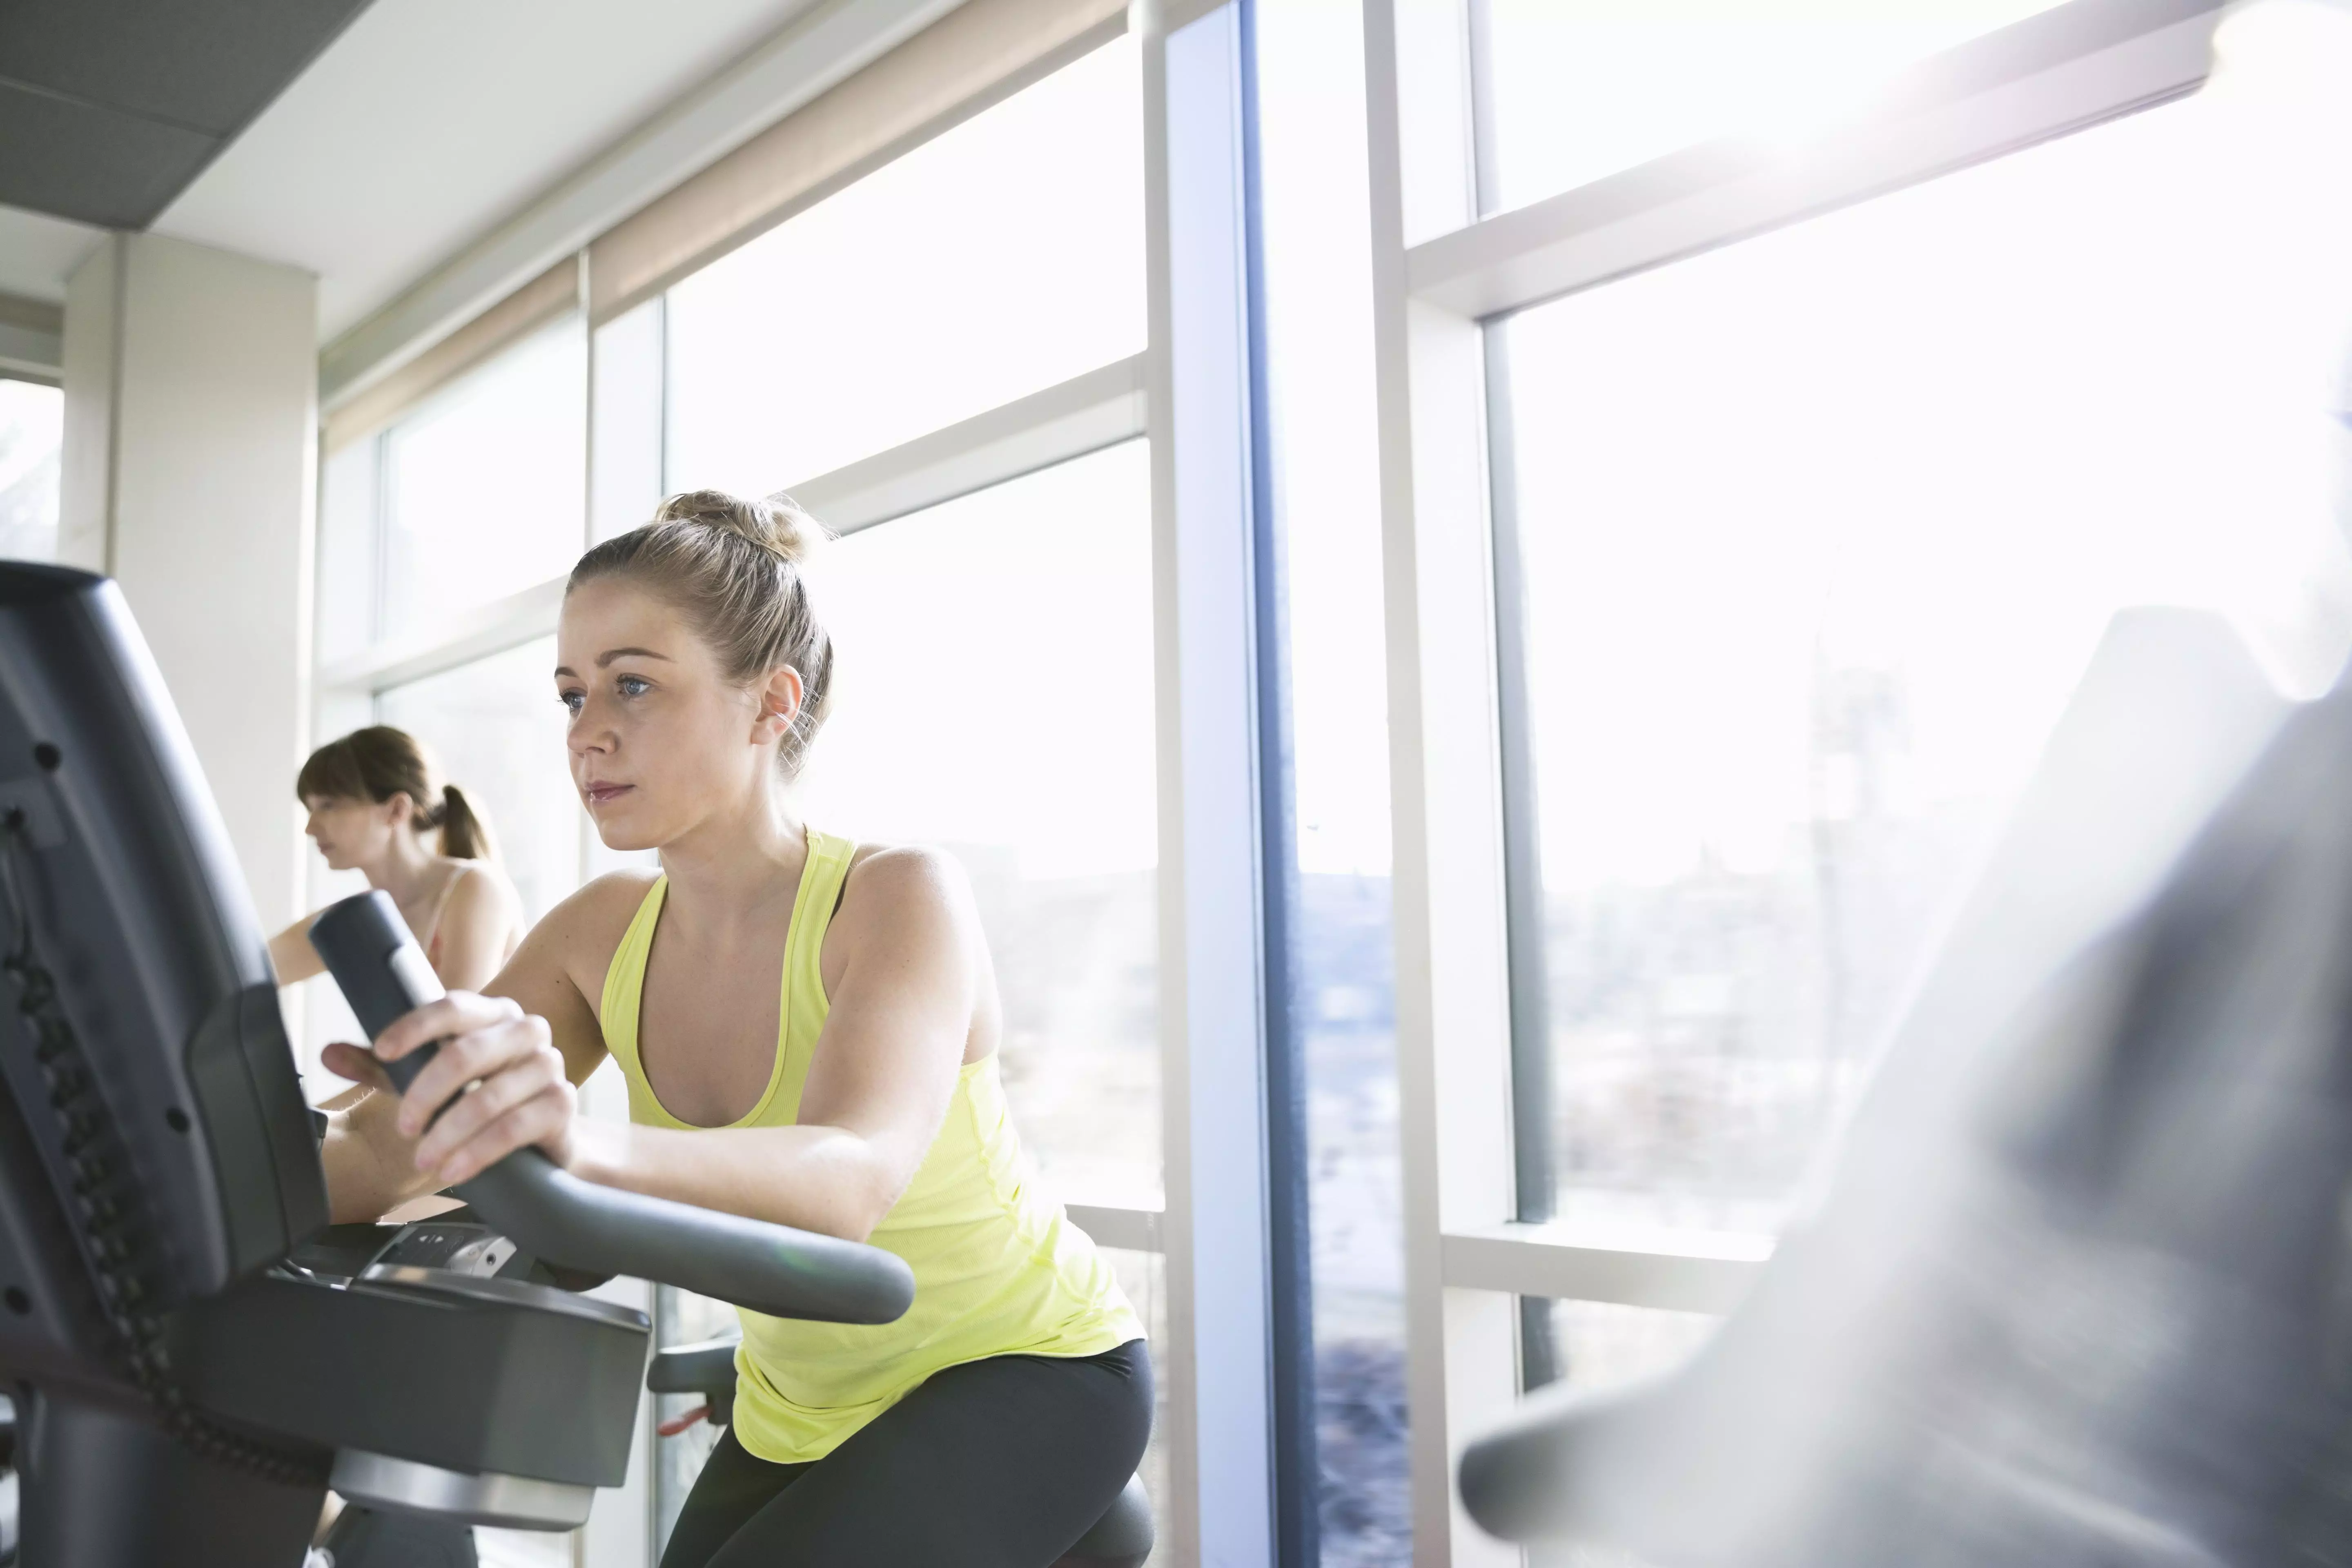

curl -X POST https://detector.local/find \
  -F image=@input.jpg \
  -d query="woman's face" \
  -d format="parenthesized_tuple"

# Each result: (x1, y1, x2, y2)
(303, 793, 404, 872)
(556, 578, 804, 853)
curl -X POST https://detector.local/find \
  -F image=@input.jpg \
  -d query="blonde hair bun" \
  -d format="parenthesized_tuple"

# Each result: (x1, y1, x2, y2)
(653, 489, 829, 566)
(572, 488, 839, 775)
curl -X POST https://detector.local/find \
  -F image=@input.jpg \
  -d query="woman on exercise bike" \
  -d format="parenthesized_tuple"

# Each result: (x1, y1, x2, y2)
(317, 491, 1149, 1568)
(272, 726, 524, 993)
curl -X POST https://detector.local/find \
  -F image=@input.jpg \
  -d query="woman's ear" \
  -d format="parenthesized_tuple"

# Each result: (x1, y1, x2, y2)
(751, 666, 807, 749)
(381, 791, 414, 830)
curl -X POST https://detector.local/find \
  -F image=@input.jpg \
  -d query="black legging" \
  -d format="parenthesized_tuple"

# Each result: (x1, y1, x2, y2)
(661, 1339, 1152, 1568)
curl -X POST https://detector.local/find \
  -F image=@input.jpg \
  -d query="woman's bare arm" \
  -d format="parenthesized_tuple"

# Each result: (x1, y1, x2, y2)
(385, 849, 978, 1243)
(268, 915, 323, 985)
(430, 865, 518, 993)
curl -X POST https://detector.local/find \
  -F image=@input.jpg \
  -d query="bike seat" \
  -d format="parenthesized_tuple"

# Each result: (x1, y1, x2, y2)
(1055, 1473, 1152, 1567)
(647, 1337, 742, 1428)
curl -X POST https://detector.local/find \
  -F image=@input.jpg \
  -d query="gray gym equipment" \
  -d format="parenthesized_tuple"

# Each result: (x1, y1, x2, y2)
(1457, 605, 2352, 1563)
(0, 563, 912, 1568)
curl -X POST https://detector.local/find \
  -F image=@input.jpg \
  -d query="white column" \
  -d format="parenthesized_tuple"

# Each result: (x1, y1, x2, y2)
(59, 233, 319, 931)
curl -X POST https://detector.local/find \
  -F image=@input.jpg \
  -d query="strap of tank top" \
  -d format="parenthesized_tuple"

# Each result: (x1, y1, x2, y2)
(598, 875, 669, 1072)
(774, 831, 857, 1121)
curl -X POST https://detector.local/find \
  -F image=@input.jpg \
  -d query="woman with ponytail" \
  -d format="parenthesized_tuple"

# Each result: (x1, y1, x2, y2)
(270, 725, 525, 992)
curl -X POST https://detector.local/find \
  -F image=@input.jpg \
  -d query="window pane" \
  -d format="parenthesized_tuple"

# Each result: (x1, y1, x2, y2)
(664, 38, 1145, 497)
(317, 441, 379, 667)
(381, 322, 586, 639)
(1526, 1297, 1718, 1395)
(796, 443, 1159, 1206)
(376, 638, 582, 925)
(1481, 0, 2062, 216)
(0, 378, 63, 564)
(1501, 100, 2352, 1236)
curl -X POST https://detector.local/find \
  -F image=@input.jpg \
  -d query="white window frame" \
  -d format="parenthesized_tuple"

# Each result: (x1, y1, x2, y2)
(1359, 0, 2228, 1561)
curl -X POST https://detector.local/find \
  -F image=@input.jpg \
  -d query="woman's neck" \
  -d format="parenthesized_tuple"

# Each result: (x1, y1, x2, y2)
(659, 784, 808, 929)
(363, 829, 442, 905)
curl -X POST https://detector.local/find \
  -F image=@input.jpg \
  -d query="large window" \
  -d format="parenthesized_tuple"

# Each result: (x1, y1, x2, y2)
(1361, 0, 2352, 1556)
(664, 36, 1145, 498)
(381, 321, 588, 638)
(797, 442, 1161, 1204)
(1476, 0, 2066, 215)
(0, 377, 62, 564)
(1498, 96, 2352, 1239)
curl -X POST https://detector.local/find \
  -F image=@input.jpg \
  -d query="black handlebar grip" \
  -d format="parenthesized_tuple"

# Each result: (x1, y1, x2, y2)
(308, 890, 446, 1096)
(307, 890, 916, 1324)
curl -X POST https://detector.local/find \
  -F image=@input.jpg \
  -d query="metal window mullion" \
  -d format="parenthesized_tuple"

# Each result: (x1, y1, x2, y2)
(1364, 0, 1523, 1562)
(1481, 320, 1557, 1399)
(1236, 1, 1321, 1562)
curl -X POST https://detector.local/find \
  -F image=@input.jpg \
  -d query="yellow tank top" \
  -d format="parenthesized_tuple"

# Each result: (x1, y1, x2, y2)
(598, 827, 1143, 1464)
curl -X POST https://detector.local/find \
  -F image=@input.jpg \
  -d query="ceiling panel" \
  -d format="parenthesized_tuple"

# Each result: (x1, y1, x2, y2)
(0, 0, 373, 136)
(0, 83, 219, 230)
(0, 0, 373, 232)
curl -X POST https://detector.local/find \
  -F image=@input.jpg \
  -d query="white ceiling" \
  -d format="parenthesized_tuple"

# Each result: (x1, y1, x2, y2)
(0, 203, 104, 304)
(148, 0, 827, 339)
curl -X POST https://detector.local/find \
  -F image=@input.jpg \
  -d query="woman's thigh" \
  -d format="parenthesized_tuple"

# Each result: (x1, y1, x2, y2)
(678, 1340, 1152, 1568)
(660, 1428, 811, 1568)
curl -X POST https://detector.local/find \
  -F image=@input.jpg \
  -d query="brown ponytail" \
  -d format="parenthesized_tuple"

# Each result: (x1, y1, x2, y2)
(295, 726, 499, 862)
(432, 784, 494, 862)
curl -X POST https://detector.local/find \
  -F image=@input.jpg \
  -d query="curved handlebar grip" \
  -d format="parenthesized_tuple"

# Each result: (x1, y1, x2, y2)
(307, 890, 915, 1324)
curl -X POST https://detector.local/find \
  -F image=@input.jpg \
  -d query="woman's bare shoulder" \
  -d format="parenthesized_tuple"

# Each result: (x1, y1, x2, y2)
(442, 857, 518, 912)
(525, 870, 662, 953)
(836, 841, 973, 924)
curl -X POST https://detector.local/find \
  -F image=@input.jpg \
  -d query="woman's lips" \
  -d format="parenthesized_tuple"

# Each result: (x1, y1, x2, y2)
(584, 782, 635, 806)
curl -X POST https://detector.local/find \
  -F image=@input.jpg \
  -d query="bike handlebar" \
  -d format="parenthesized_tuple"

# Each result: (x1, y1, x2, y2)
(308, 890, 915, 1325)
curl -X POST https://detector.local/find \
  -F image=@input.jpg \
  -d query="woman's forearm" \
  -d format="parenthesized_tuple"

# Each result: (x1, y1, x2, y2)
(269, 917, 324, 985)
(568, 1120, 904, 1243)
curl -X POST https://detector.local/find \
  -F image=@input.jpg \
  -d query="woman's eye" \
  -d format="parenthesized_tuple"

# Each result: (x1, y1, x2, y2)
(617, 675, 651, 699)
(558, 690, 584, 715)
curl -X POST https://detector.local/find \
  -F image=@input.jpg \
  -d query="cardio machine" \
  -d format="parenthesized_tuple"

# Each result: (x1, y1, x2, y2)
(0, 563, 1148, 1567)
(1454, 610, 2352, 1562)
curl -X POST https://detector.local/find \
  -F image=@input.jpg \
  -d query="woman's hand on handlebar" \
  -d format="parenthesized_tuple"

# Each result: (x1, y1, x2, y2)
(320, 991, 579, 1187)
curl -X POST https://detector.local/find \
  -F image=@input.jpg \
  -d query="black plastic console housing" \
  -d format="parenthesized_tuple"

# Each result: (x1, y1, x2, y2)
(168, 1269, 650, 1487)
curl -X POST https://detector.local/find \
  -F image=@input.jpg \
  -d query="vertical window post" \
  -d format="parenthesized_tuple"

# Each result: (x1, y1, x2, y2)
(1362, 0, 1524, 1562)
(1145, 0, 1315, 1559)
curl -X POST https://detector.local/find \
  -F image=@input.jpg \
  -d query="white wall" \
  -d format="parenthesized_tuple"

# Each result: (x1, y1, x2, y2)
(59, 233, 318, 929)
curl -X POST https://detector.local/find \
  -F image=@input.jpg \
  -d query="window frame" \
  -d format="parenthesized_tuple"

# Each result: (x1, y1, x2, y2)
(1359, 0, 2229, 1559)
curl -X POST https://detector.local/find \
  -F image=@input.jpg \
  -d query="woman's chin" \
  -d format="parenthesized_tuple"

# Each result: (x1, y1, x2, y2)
(590, 814, 663, 855)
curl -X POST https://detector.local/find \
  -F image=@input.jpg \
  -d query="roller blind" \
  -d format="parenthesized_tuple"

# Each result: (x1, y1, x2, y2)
(587, 0, 1128, 324)
(322, 259, 579, 454)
